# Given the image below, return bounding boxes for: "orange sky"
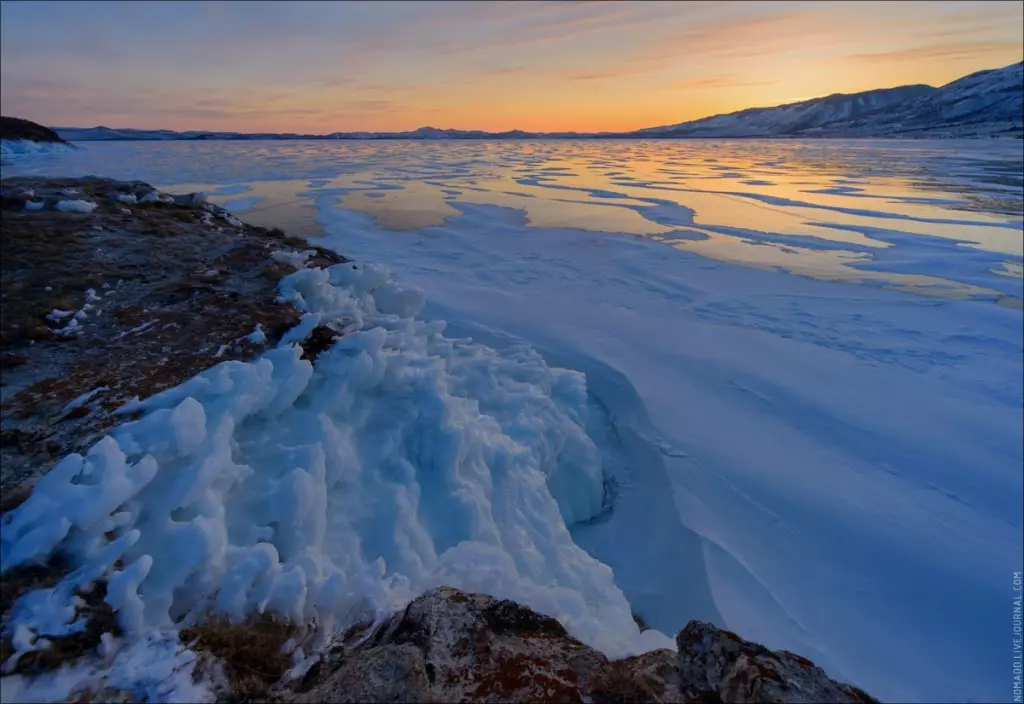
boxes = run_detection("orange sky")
[1,0,1022,133]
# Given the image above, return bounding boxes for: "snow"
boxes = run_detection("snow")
[54,199,97,214]
[1,138,1020,703]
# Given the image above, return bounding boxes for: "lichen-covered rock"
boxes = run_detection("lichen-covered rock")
[290,588,878,704]
[676,621,879,703]
[595,648,681,703]
[293,643,430,703]
[294,587,608,703]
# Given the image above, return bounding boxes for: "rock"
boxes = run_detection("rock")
[291,588,878,704]
[0,116,66,144]
[596,648,681,703]
[676,621,878,703]
[295,587,608,703]
[293,644,430,703]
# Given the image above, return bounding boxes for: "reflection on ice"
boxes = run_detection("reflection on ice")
[3,138,1021,301]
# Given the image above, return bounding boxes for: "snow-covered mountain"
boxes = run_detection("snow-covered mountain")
[634,85,936,138]
[51,62,1023,142]
[637,62,1022,139]
[857,61,1024,137]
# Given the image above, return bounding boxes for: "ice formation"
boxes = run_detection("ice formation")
[0,261,669,674]
[0,139,74,157]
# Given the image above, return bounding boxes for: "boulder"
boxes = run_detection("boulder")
[291,587,879,704]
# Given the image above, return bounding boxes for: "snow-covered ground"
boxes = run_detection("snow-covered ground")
[2,140,1022,702]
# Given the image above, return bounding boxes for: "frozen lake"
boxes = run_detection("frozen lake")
[6,139,1023,302]
[4,139,1022,702]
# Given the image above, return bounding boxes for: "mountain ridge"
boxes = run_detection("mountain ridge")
[51,61,1023,142]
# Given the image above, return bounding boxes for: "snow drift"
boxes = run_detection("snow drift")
[0,261,672,670]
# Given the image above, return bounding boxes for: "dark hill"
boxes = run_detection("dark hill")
[0,116,66,143]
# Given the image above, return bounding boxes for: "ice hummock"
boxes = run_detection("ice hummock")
[1,261,670,681]
[0,139,74,157]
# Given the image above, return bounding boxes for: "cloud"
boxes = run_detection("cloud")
[431,1,683,54]
[543,9,833,84]
[341,99,402,112]
[845,41,1024,64]
[483,66,531,76]
[665,75,776,90]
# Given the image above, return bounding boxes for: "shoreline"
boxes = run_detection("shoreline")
[0,175,878,703]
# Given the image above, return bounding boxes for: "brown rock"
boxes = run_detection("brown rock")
[290,588,878,704]
[676,621,879,703]
[293,644,431,703]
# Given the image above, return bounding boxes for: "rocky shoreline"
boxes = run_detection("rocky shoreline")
[287,586,878,704]
[0,177,878,703]
[0,177,345,495]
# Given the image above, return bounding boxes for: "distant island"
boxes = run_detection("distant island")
[39,61,1024,143]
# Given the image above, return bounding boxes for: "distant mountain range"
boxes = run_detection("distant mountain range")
[54,62,1023,142]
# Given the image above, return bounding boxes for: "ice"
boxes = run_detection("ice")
[0,139,73,157]
[247,323,267,344]
[0,631,218,703]
[61,386,109,413]
[54,200,97,214]
[46,309,74,321]
[223,195,264,213]
[271,249,315,268]
[2,261,666,670]
[2,139,1020,702]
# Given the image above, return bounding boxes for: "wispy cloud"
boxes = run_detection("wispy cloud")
[1,0,1020,132]
[665,75,776,90]
[846,41,1024,64]
[432,1,683,54]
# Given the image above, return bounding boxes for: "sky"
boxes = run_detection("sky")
[1,0,1021,134]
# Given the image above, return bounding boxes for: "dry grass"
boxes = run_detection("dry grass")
[0,480,35,514]
[589,660,661,704]
[181,614,300,703]
[0,558,120,676]
[1,176,348,492]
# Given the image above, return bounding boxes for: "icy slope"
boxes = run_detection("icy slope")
[1,261,672,675]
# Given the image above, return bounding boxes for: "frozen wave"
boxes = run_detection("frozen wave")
[1,262,672,667]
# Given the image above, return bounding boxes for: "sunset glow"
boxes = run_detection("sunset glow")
[1,0,1022,133]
